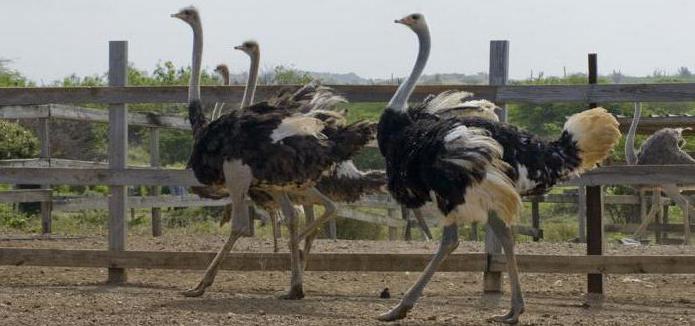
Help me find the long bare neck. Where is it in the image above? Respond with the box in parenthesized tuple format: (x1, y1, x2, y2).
(189, 22, 203, 102)
(625, 102, 641, 165)
(221, 71, 230, 85)
(241, 51, 260, 108)
(387, 27, 431, 112)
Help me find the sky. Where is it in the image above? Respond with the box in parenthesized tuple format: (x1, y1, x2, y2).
(1, 0, 694, 84)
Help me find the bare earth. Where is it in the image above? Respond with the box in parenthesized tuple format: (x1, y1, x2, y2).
(1, 233, 694, 325)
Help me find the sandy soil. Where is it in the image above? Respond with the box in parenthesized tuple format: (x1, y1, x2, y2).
(1, 233, 694, 325)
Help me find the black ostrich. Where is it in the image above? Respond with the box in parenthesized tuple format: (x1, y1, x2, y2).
(172, 6, 374, 299)
(376, 13, 622, 323)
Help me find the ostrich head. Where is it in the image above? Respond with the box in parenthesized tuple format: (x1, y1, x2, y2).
(395, 13, 428, 33)
(234, 40, 260, 57)
(171, 6, 200, 27)
(214, 64, 229, 78)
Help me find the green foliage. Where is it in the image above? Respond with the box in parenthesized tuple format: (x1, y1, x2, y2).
(0, 204, 32, 229)
(334, 216, 385, 240)
(0, 59, 33, 87)
(0, 121, 39, 159)
(272, 65, 312, 85)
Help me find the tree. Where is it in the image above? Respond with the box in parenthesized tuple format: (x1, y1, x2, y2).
(272, 65, 312, 85)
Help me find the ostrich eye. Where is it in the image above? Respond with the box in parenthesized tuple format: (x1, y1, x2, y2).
(411, 15, 419, 20)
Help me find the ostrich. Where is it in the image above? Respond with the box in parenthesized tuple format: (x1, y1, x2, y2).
(376, 13, 621, 323)
(228, 40, 415, 250)
(172, 6, 374, 299)
(625, 103, 692, 244)
(211, 64, 230, 120)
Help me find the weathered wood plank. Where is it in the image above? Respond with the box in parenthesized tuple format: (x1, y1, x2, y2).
(0, 85, 496, 105)
(616, 115, 695, 135)
(0, 168, 201, 186)
(52, 195, 231, 211)
(605, 223, 695, 233)
(336, 207, 405, 228)
(2, 83, 695, 105)
(107, 41, 128, 284)
(0, 105, 49, 119)
(1, 248, 693, 274)
(0, 158, 150, 169)
(0, 189, 52, 203)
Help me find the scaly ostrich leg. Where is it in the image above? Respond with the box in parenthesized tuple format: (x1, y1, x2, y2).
(182, 160, 252, 297)
(412, 208, 433, 240)
(487, 213, 525, 324)
(296, 188, 337, 242)
(277, 193, 304, 299)
(302, 205, 316, 270)
(661, 184, 691, 244)
(377, 222, 459, 321)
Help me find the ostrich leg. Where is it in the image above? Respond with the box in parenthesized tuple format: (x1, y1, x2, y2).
(269, 210, 281, 253)
(277, 193, 305, 299)
(296, 188, 336, 242)
(183, 160, 252, 297)
(412, 208, 433, 240)
(302, 205, 316, 270)
(377, 222, 459, 321)
(487, 213, 525, 324)
(661, 184, 691, 245)
(633, 189, 662, 241)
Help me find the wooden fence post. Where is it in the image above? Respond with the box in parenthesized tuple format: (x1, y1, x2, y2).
(577, 186, 587, 242)
(387, 208, 399, 240)
(484, 40, 509, 293)
(531, 197, 540, 242)
(149, 128, 162, 237)
(38, 116, 52, 234)
(586, 53, 604, 296)
(107, 41, 128, 284)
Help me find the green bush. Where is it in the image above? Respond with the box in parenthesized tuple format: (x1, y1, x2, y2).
(334, 217, 384, 240)
(0, 204, 32, 229)
(0, 121, 38, 159)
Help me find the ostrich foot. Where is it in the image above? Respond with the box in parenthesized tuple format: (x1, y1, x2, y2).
(376, 304, 413, 321)
(488, 306, 524, 324)
(181, 284, 208, 297)
(278, 285, 305, 300)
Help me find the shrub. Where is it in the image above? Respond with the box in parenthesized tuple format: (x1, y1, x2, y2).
(0, 121, 38, 159)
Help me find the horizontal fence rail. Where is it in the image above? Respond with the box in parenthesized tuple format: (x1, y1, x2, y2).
(1, 248, 694, 274)
(3, 83, 695, 105)
(3, 165, 695, 187)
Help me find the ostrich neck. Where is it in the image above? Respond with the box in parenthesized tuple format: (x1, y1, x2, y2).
(189, 22, 203, 102)
(386, 28, 431, 111)
(241, 51, 260, 108)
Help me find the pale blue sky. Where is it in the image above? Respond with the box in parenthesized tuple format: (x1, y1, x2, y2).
(1, 0, 693, 83)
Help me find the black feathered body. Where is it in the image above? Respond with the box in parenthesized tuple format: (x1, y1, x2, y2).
(316, 161, 386, 203)
(190, 102, 372, 193)
(378, 109, 582, 223)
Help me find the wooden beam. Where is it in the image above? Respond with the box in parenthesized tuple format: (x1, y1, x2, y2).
(0, 189, 52, 203)
(0, 158, 150, 169)
(605, 223, 695, 233)
(52, 195, 231, 211)
(0, 85, 495, 105)
(3, 83, 695, 106)
(1, 248, 694, 274)
(107, 40, 128, 284)
(0, 167, 200, 186)
(484, 40, 509, 293)
(336, 206, 405, 228)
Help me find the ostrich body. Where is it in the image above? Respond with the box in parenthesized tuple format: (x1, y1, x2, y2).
(625, 104, 693, 244)
(173, 7, 373, 299)
(376, 13, 621, 323)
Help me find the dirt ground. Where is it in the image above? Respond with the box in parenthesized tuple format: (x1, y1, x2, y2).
(1, 233, 694, 325)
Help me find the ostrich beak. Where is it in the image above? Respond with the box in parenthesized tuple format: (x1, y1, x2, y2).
(395, 18, 406, 24)
(171, 13, 182, 19)
(234, 45, 243, 50)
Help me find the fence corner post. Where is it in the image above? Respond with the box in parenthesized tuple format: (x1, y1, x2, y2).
(107, 40, 128, 284)
(483, 40, 509, 294)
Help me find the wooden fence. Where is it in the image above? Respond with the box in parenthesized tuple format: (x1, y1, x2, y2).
(2, 40, 695, 296)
